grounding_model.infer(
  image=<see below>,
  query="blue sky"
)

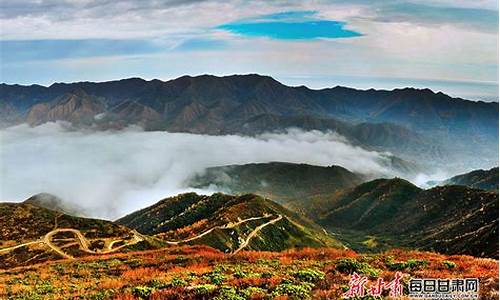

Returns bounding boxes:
[0,0,498,100]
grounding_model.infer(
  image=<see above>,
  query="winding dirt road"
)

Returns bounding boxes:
[0,228,144,260]
[0,214,284,259]
[232,214,283,254]
[163,215,273,245]
[0,241,44,253]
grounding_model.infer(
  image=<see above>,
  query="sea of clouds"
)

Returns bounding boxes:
[0,122,425,219]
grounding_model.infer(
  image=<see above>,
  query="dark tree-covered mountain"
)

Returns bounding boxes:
[189,162,365,218]
[439,167,499,191]
[319,178,499,258]
[117,192,342,253]
[1,74,497,171]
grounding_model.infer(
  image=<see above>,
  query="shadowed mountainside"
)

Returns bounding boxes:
[319,178,499,258]
[189,162,365,218]
[439,167,499,191]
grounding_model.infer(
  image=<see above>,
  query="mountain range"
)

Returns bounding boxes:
[1,74,498,172]
[189,162,499,258]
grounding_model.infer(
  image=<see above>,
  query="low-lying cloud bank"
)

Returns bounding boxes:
[1,122,407,219]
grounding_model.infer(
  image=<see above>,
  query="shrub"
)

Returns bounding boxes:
[272,282,314,300]
[335,258,379,277]
[170,277,188,287]
[293,268,325,283]
[443,261,457,269]
[193,284,217,295]
[132,286,154,299]
[173,256,189,264]
[88,290,114,300]
[386,258,429,271]
[234,267,248,279]
[206,270,226,285]
[35,281,56,295]
[241,286,267,299]
[214,286,245,300]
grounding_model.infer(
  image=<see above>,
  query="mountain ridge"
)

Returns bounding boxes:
[2,74,497,172]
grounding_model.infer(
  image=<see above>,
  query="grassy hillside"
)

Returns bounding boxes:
[117,193,343,253]
[320,179,499,258]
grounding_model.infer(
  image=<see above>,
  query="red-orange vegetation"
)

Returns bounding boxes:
[121,267,163,282]
[99,278,126,290]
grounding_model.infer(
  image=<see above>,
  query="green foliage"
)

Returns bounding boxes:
[233,266,258,279]
[272,282,314,300]
[241,287,266,299]
[87,290,114,300]
[335,258,380,277]
[193,284,217,295]
[233,267,248,279]
[385,257,429,271]
[123,259,142,268]
[132,286,154,299]
[293,268,325,283]
[443,260,457,269]
[34,281,57,295]
[205,268,226,285]
[147,279,168,289]
[170,277,188,287]
[214,286,245,300]
[124,241,151,252]
[261,271,273,278]
[173,255,189,264]
[52,264,65,275]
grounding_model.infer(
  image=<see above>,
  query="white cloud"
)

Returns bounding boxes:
[0,122,399,219]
